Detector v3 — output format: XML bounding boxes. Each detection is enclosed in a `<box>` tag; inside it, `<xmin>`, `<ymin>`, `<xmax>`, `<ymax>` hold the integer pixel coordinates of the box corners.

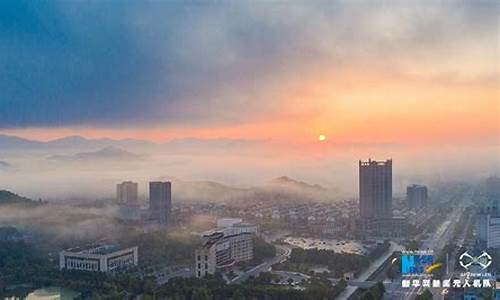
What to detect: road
<box><xmin>336</xmin><ymin>241</ymin><xmax>402</xmax><ymax>300</ymax></box>
<box><xmin>230</xmin><ymin>244</ymin><xmax>292</xmax><ymax>284</ymax></box>
<box><xmin>433</xmin><ymin>205</ymin><xmax>475</xmax><ymax>300</ymax></box>
<box><xmin>386</xmin><ymin>198</ymin><xmax>470</xmax><ymax>299</ymax></box>
<box><xmin>155</xmin><ymin>267</ymin><xmax>193</xmax><ymax>285</ymax></box>
<box><xmin>396</xmin><ymin>208</ymin><xmax>463</xmax><ymax>299</ymax></box>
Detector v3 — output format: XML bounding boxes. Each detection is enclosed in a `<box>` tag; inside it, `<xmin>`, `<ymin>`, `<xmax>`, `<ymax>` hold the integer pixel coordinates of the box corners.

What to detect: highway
<box><xmin>393</xmin><ymin>207</ymin><xmax>463</xmax><ymax>299</ymax></box>
<box><xmin>230</xmin><ymin>244</ymin><xmax>292</xmax><ymax>284</ymax></box>
<box><xmin>433</xmin><ymin>205</ymin><xmax>475</xmax><ymax>300</ymax></box>
<box><xmin>386</xmin><ymin>195</ymin><xmax>470</xmax><ymax>299</ymax></box>
<box><xmin>156</xmin><ymin>267</ymin><xmax>193</xmax><ymax>285</ymax></box>
<box><xmin>336</xmin><ymin>241</ymin><xmax>402</xmax><ymax>300</ymax></box>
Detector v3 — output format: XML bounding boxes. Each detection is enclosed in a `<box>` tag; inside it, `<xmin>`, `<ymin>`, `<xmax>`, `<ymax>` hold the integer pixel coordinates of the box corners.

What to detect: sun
<box><xmin>318</xmin><ymin>134</ymin><xmax>327</xmax><ymax>142</ymax></box>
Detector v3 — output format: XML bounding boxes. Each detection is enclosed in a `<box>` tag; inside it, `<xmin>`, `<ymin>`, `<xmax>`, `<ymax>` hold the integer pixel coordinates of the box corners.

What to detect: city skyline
<box><xmin>0</xmin><ymin>1</ymin><xmax>498</xmax><ymax>299</ymax></box>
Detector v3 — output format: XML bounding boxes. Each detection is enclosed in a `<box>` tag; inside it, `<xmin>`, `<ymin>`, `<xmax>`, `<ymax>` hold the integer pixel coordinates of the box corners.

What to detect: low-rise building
<box><xmin>59</xmin><ymin>244</ymin><xmax>138</xmax><ymax>272</ymax></box>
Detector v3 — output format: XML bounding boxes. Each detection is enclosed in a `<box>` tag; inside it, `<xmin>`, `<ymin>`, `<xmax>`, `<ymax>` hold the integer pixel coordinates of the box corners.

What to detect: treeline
<box><xmin>283</xmin><ymin>248</ymin><xmax>370</xmax><ymax>277</ymax></box>
<box><xmin>0</xmin><ymin>237</ymin><xmax>345</xmax><ymax>299</ymax></box>
<box><xmin>117</xmin><ymin>229</ymin><xmax>200</xmax><ymax>267</ymax></box>
<box><xmin>0</xmin><ymin>230</ymin><xmax>195</xmax><ymax>299</ymax></box>
<box><xmin>0</xmin><ymin>238</ymin><xmax>157</xmax><ymax>299</ymax></box>
<box><xmin>0</xmin><ymin>240</ymin><xmax>54</xmax><ymax>290</ymax></box>
<box><xmin>117</xmin><ymin>231</ymin><xmax>276</xmax><ymax>269</ymax></box>
<box><xmin>154</xmin><ymin>274</ymin><xmax>346</xmax><ymax>300</ymax></box>
<box><xmin>252</xmin><ymin>237</ymin><xmax>276</xmax><ymax>262</ymax></box>
<box><xmin>359</xmin><ymin>282</ymin><xmax>385</xmax><ymax>300</ymax></box>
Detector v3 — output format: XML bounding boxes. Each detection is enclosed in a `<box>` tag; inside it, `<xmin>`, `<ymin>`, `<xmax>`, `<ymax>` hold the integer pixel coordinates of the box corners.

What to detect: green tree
<box><xmin>360</xmin><ymin>291</ymin><xmax>375</xmax><ymax>300</ymax></box>
<box><xmin>232</xmin><ymin>289</ymin><xmax>246</xmax><ymax>300</ymax></box>
<box><xmin>406</xmin><ymin>240</ymin><xmax>420</xmax><ymax>251</ymax></box>
<box><xmin>192</xmin><ymin>287</ymin><xmax>211</xmax><ymax>300</ymax></box>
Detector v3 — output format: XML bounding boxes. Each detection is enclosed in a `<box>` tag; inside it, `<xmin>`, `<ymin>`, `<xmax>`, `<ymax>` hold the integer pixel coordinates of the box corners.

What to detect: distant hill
<box><xmin>0</xmin><ymin>161</ymin><xmax>11</xmax><ymax>169</ymax></box>
<box><xmin>0</xmin><ymin>135</ymin><xmax>42</xmax><ymax>149</ymax></box>
<box><xmin>0</xmin><ymin>134</ymin><xmax>155</xmax><ymax>151</ymax></box>
<box><xmin>0</xmin><ymin>190</ymin><xmax>38</xmax><ymax>206</ymax></box>
<box><xmin>269</xmin><ymin>176</ymin><xmax>326</xmax><ymax>191</ymax></box>
<box><xmin>48</xmin><ymin>146</ymin><xmax>143</xmax><ymax>161</ymax></box>
<box><xmin>155</xmin><ymin>175</ymin><xmax>332</xmax><ymax>204</ymax></box>
<box><xmin>158</xmin><ymin>176</ymin><xmax>248</xmax><ymax>203</ymax></box>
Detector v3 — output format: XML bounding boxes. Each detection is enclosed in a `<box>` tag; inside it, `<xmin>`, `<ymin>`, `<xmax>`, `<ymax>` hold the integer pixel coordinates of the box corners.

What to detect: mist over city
<box><xmin>0</xmin><ymin>134</ymin><xmax>497</xmax><ymax>201</ymax></box>
<box><xmin>0</xmin><ymin>1</ymin><xmax>498</xmax><ymax>299</ymax></box>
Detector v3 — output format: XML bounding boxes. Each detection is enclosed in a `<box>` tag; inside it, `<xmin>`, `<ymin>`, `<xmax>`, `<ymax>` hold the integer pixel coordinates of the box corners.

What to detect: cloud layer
<box><xmin>0</xmin><ymin>0</ymin><xmax>497</xmax><ymax>129</ymax></box>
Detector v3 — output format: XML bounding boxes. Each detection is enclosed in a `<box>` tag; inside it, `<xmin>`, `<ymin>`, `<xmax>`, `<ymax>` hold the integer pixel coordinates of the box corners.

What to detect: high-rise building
<box><xmin>407</xmin><ymin>184</ymin><xmax>428</xmax><ymax>210</ymax></box>
<box><xmin>149</xmin><ymin>181</ymin><xmax>172</xmax><ymax>226</ymax></box>
<box><xmin>195</xmin><ymin>230</ymin><xmax>254</xmax><ymax>278</ymax></box>
<box><xmin>116</xmin><ymin>181</ymin><xmax>138</xmax><ymax>205</ymax></box>
<box><xmin>359</xmin><ymin>159</ymin><xmax>392</xmax><ymax>219</ymax></box>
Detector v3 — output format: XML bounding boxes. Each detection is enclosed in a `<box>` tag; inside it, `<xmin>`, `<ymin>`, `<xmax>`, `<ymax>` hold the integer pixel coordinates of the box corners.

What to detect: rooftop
<box><xmin>359</xmin><ymin>159</ymin><xmax>392</xmax><ymax>166</ymax></box>
<box><xmin>65</xmin><ymin>243</ymin><xmax>120</xmax><ymax>255</ymax></box>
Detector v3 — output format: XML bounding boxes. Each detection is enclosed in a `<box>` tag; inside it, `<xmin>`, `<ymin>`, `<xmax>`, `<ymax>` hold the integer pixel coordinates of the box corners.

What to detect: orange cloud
<box><xmin>2</xmin><ymin>65</ymin><xmax>497</xmax><ymax>149</ymax></box>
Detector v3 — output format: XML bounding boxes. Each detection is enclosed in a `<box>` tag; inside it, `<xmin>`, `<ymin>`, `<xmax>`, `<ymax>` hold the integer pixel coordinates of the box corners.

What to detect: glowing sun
<box><xmin>318</xmin><ymin>134</ymin><xmax>327</xmax><ymax>142</ymax></box>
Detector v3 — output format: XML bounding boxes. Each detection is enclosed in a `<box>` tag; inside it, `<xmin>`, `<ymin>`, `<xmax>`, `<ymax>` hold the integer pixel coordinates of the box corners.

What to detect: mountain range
<box><xmin>157</xmin><ymin>175</ymin><xmax>332</xmax><ymax>204</ymax></box>
<box><xmin>0</xmin><ymin>134</ymin><xmax>261</xmax><ymax>149</ymax></box>
<box><xmin>47</xmin><ymin>146</ymin><xmax>143</xmax><ymax>161</ymax></box>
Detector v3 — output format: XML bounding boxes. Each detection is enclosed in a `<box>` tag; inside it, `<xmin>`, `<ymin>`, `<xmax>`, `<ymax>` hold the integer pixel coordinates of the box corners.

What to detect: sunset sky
<box><xmin>0</xmin><ymin>0</ymin><xmax>498</xmax><ymax>148</ymax></box>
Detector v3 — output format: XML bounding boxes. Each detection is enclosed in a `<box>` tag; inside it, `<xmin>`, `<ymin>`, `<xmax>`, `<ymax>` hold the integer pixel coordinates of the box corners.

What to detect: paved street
<box><xmin>336</xmin><ymin>241</ymin><xmax>402</xmax><ymax>300</ymax></box>
<box><xmin>386</xmin><ymin>189</ymin><xmax>472</xmax><ymax>300</ymax></box>
<box><xmin>230</xmin><ymin>244</ymin><xmax>292</xmax><ymax>284</ymax></box>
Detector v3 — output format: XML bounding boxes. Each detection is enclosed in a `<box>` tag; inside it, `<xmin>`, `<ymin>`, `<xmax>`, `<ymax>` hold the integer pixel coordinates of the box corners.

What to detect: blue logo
<box><xmin>401</xmin><ymin>255</ymin><xmax>434</xmax><ymax>274</ymax></box>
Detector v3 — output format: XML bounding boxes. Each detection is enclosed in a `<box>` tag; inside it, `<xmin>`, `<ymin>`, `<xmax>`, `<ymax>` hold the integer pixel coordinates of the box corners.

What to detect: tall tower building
<box><xmin>359</xmin><ymin>159</ymin><xmax>392</xmax><ymax>219</ymax></box>
<box><xmin>149</xmin><ymin>181</ymin><xmax>172</xmax><ymax>226</ymax></box>
<box><xmin>116</xmin><ymin>181</ymin><xmax>138</xmax><ymax>205</ymax></box>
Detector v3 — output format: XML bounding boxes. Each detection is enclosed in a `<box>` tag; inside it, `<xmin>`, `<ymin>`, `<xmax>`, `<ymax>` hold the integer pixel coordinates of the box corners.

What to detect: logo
<box><xmin>459</xmin><ymin>251</ymin><xmax>492</xmax><ymax>270</ymax></box>
<box><xmin>401</xmin><ymin>254</ymin><xmax>434</xmax><ymax>274</ymax></box>
<box><xmin>401</xmin><ymin>278</ymin><xmax>492</xmax><ymax>289</ymax></box>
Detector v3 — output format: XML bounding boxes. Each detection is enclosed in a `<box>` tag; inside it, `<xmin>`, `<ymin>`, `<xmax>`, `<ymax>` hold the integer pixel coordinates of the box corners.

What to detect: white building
<box><xmin>195</xmin><ymin>230</ymin><xmax>255</xmax><ymax>278</ymax></box>
<box><xmin>60</xmin><ymin>244</ymin><xmax>138</xmax><ymax>272</ymax></box>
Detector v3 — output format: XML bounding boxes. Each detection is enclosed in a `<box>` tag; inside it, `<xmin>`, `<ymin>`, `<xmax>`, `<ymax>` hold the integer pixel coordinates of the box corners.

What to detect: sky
<box><xmin>0</xmin><ymin>0</ymin><xmax>498</xmax><ymax>148</ymax></box>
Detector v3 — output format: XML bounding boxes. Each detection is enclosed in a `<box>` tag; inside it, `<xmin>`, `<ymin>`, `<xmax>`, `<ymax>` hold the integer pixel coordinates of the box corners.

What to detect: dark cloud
<box><xmin>0</xmin><ymin>0</ymin><xmax>497</xmax><ymax>128</ymax></box>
